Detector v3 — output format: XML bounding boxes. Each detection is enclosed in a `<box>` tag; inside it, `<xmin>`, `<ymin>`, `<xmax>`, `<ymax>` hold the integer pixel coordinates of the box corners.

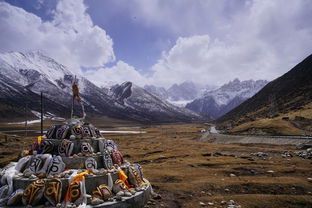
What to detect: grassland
<box><xmin>228</xmin><ymin>103</ymin><xmax>312</xmax><ymax>136</ymax></box>
<box><xmin>0</xmin><ymin>122</ymin><xmax>312</xmax><ymax>208</ymax></box>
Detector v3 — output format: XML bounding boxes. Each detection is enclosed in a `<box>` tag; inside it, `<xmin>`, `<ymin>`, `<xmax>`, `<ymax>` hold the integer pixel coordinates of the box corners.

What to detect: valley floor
<box><xmin>0</xmin><ymin>122</ymin><xmax>312</xmax><ymax>208</ymax></box>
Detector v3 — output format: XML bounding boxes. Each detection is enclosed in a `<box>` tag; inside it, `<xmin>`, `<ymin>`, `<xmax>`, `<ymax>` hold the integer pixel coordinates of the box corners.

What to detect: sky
<box><xmin>0</xmin><ymin>0</ymin><xmax>312</xmax><ymax>88</ymax></box>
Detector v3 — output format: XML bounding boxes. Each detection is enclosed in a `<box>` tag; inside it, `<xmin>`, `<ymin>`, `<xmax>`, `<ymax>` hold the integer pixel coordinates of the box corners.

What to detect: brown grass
<box><xmin>0</xmin><ymin>123</ymin><xmax>312</xmax><ymax>208</ymax></box>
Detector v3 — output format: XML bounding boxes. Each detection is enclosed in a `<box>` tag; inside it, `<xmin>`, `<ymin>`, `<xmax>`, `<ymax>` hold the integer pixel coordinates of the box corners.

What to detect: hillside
<box><xmin>0</xmin><ymin>51</ymin><xmax>200</xmax><ymax>123</ymax></box>
<box><xmin>217</xmin><ymin>54</ymin><xmax>312</xmax><ymax>135</ymax></box>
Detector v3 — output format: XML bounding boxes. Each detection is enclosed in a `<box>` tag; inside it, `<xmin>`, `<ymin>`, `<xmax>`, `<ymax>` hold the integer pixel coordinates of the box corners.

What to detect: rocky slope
<box><xmin>186</xmin><ymin>79</ymin><xmax>268</xmax><ymax>119</ymax></box>
<box><xmin>0</xmin><ymin>51</ymin><xmax>200</xmax><ymax>122</ymax></box>
<box><xmin>217</xmin><ymin>54</ymin><xmax>312</xmax><ymax>134</ymax></box>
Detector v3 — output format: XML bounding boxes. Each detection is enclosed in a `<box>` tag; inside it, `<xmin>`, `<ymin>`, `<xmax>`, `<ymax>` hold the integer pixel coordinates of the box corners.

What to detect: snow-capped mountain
<box><xmin>0</xmin><ymin>51</ymin><xmax>200</xmax><ymax>122</ymax></box>
<box><xmin>186</xmin><ymin>79</ymin><xmax>268</xmax><ymax>119</ymax></box>
<box><xmin>144</xmin><ymin>81</ymin><xmax>215</xmax><ymax>107</ymax></box>
<box><xmin>110</xmin><ymin>82</ymin><xmax>200</xmax><ymax>121</ymax></box>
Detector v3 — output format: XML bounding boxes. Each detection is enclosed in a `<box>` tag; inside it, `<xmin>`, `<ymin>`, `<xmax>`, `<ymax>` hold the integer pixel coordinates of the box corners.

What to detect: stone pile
<box><xmin>0</xmin><ymin>119</ymin><xmax>152</xmax><ymax>207</ymax></box>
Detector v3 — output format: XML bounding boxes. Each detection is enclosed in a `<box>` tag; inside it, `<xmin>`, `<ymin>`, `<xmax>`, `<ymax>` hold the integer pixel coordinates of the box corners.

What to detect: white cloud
<box><xmin>1</xmin><ymin>0</ymin><xmax>311</xmax><ymax>88</ymax></box>
<box><xmin>85</xmin><ymin>61</ymin><xmax>148</xmax><ymax>87</ymax></box>
<box><xmin>146</xmin><ymin>0</ymin><xmax>312</xmax><ymax>87</ymax></box>
<box><xmin>0</xmin><ymin>0</ymin><xmax>115</xmax><ymax>73</ymax></box>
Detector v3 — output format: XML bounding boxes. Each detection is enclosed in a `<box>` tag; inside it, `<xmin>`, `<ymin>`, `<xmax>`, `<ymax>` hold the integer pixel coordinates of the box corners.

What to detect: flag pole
<box><xmin>40</xmin><ymin>92</ymin><xmax>43</xmax><ymax>136</ymax></box>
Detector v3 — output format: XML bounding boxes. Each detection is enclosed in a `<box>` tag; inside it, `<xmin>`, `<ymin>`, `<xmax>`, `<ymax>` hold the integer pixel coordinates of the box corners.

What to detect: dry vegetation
<box><xmin>229</xmin><ymin>103</ymin><xmax>312</xmax><ymax>136</ymax></box>
<box><xmin>0</xmin><ymin>122</ymin><xmax>312</xmax><ymax>208</ymax></box>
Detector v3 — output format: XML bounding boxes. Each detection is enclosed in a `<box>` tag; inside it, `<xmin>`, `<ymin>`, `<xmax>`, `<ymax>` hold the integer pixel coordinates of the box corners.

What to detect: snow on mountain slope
<box><xmin>0</xmin><ymin>51</ymin><xmax>200</xmax><ymax>122</ymax></box>
<box><xmin>186</xmin><ymin>79</ymin><xmax>268</xmax><ymax>119</ymax></box>
<box><xmin>0</xmin><ymin>51</ymin><xmax>72</xmax><ymax>86</ymax></box>
<box><xmin>110</xmin><ymin>82</ymin><xmax>201</xmax><ymax>122</ymax></box>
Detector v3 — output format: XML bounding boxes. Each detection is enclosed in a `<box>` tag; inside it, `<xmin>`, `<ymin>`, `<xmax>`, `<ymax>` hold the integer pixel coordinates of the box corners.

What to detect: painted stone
<box><xmin>104</xmin><ymin>140</ymin><xmax>117</xmax><ymax>152</ymax></box>
<box><xmin>48</xmin><ymin>156</ymin><xmax>65</xmax><ymax>175</ymax></box>
<box><xmin>98</xmin><ymin>139</ymin><xmax>105</xmax><ymax>153</ymax></box>
<box><xmin>71</xmin><ymin>125</ymin><xmax>83</xmax><ymax>139</ymax></box>
<box><xmin>40</xmin><ymin>140</ymin><xmax>54</xmax><ymax>154</ymax></box>
<box><xmin>133</xmin><ymin>163</ymin><xmax>144</xmax><ymax>180</ymax></box>
<box><xmin>85</xmin><ymin>157</ymin><xmax>97</xmax><ymax>170</ymax></box>
<box><xmin>82</xmin><ymin>126</ymin><xmax>92</xmax><ymax>138</ymax></box>
<box><xmin>92</xmin><ymin>184</ymin><xmax>112</xmax><ymax>201</ymax></box>
<box><xmin>7</xmin><ymin>189</ymin><xmax>23</xmax><ymax>206</ymax></box>
<box><xmin>102</xmin><ymin>150</ymin><xmax>113</xmax><ymax>170</ymax></box>
<box><xmin>15</xmin><ymin>155</ymin><xmax>31</xmax><ymax>173</ymax></box>
<box><xmin>128</xmin><ymin>165</ymin><xmax>143</xmax><ymax>188</ymax></box>
<box><xmin>55</xmin><ymin>125</ymin><xmax>69</xmax><ymax>139</ymax></box>
<box><xmin>44</xmin><ymin>178</ymin><xmax>62</xmax><ymax>206</ymax></box>
<box><xmin>80</xmin><ymin>142</ymin><xmax>94</xmax><ymax>155</ymax></box>
<box><xmin>112</xmin><ymin>179</ymin><xmax>128</xmax><ymax>194</ymax></box>
<box><xmin>29</xmin><ymin>154</ymin><xmax>52</xmax><ymax>174</ymax></box>
<box><xmin>58</xmin><ymin>139</ymin><xmax>74</xmax><ymax>157</ymax></box>
<box><xmin>95</xmin><ymin>128</ymin><xmax>102</xmax><ymax>138</ymax></box>
<box><xmin>22</xmin><ymin>179</ymin><xmax>45</xmax><ymax>206</ymax></box>
<box><xmin>67</xmin><ymin>181</ymin><xmax>83</xmax><ymax>205</ymax></box>
<box><xmin>111</xmin><ymin>149</ymin><xmax>124</xmax><ymax>166</ymax></box>
<box><xmin>46</xmin><ymin>125</ymin><xmax>56</xmax><ymax>139</ymax></box>
<box><xmin>0</xmin><ymin>185</ymin><xmax>9</xmax><ymax>200</ymax></box>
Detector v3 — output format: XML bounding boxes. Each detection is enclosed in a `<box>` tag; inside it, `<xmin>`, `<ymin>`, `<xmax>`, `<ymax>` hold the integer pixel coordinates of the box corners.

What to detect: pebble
<box><xmin>116</xmin><ymin>191</ymin><xmax>124</xmax><ymax>197</ymax></box>
<box><xmin>124</xmin><ymin>191</ymin><xmax>132</xmax><ymax>197</ymax></box>
<box><xmin>207</xmin><ymin>202</ymin><xmax>214</xmax><ymax>206</ymax></box>
<box><xmin>199</xmin><ymin>201</ymin><xmax>206</xmax><ymax>206</ymax></box>
<box><xmin>267</xmin><ymin>170</ymin><xmax>275</xmax><ymax>174</ymax></box>
<box><xmin>230</xmin><ymin>173</ymin><xmax>236</xmax><ymax>177</ymax></box>
<box><xmin>29</xmin><ymin>174</ymin><xmax>38</xmax><ymax>180</ymax></box>
<box><xmin>225</xmin><ymin>188</ymin><xmax>230</xmax><ymax>192</ymax></box>
<box><xmin>228</xmin><ymin>200</ymin><xmax>235</xmax><ymax>205</ymax></box>
<box><xmin>307</xmin><ymin>178</ymin><xmax>312</xmax><ymax>182</ymax></box>
<box><xmin>221</xmin><ymin>200</ymin><xmax>227</xmax><ymax>205</ymax></box>
<box><xmin>115</xmin><ymin>195</ymin><xmax>122</xmax><ymax>201</ymax></box>
<box><xmin>91</xmin><ymin>197</ymin><xmax>104</xmax><ymax>205</ymax></box>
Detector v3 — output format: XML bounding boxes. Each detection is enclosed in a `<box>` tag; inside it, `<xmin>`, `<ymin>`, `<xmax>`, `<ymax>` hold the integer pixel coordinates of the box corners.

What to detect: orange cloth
<box><xmin>118</xmin><ymin>169</ymin><xmax>130</xmax><ymax>188</ymax></box>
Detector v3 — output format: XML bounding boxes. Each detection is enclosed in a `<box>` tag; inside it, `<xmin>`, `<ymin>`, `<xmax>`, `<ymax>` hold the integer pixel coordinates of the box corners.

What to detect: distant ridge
<box><xmin>217</xmin><ymin>54</ymin><xmax>312</xmax><ymax>133</ymax></box>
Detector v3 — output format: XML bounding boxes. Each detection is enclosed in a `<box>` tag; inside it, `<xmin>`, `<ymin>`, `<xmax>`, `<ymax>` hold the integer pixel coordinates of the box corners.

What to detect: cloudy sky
<box><xmin>1</xmin><ymin>0</ymin><xmax>312</xmax><ymax>88</ymax></box>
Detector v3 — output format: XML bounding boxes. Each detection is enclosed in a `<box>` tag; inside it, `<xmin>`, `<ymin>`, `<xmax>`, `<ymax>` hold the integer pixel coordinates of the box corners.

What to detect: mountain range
<box><xmin>217</xmin><ymin>54</ymin><xmax>312</xmax><ymax>135</ymax></box>
<box><xmin>144</xmin><ymin>81</ymin><xmax>216</xmax><ymax>107</ymax></box>
<box><xmin>185</xmin><ymin>79</ymin><xmax>268</xmax><ymax>119</ymax></box>
<box><xmin>0</xmin><ymin>51</ymin><xmax>199</xmax><ymax>123</ymax></box>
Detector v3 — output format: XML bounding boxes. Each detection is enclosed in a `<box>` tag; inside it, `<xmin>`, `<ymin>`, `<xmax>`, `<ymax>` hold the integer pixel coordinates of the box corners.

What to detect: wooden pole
<box><xmin>25</xmin><ymin>102</ymin><xmax>28</xmax><ymax>137</ymax></box>
<box><xmin>41</xmin><ymin>92</ymin><xmax>43</xmax><ymax>136</ymax></box>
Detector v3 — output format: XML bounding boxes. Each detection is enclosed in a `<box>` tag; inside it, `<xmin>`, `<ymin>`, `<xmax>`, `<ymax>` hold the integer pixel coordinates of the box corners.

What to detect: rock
<box><xmin>228</xmin><ymin>200</ymin><xmax>235</xmax><ymax>205</ymax></box>
<box><xmin>23</xmin><ymin>168</ymin><xmax>32</xmax><ymax>177</ymax></box>
<box><xmin>251</xmin><ymin>152</ymin><xmax>268</xmax><ymax>159</ymax></box>
<box><xmin>116</xmin><ymin>191</ymin><xmax>124</xmax><ymax>197</ymax></box>
<box><xmin>199</xmin><ymin>201</ymin><xmax>206</xmax><ymax>206</ymax></box>
<box><xmin>230</xmin><ymin>173</ymin><xmax>236</xmax><ymax>177</ymax></box>
<box><xmin>221</xmin><ymin>200</ymin><xmax>227</xmax><ymax>205</ymax></box>
<box><xmin>29</xmin><ymin>174</ymin><xmax>38</xmax><ymax>179</ymax></box>
<box><xmin>124</xmin><ymin>191</ymin><xmax>132</xmax><ymax>197</ymax></box>
<box><xmin>91</xmin><ymin>197</ymin><xmax>104</xmax><ymax>205</ymax></box>
<box><xmin>225</xmin><ymin>188</ymin><xmax>230</xmax><ymax>192</ymax></box>
<box><xmin>152</xmin><ymin>193</ymin><xmax>162</xmax><ymax>200</ymax></box>
<box><xmin>115</xmin><ymin>195</ymin><xmax>122</xmax><ymax>201</ymax></box>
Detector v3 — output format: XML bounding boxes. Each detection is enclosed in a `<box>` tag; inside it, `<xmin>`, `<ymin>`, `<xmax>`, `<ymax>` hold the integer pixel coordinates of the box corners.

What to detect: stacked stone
<box><xmin>0</xmin><ymin>119</ymin><xmax>151</xmax><ymax>207</ymax></box>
